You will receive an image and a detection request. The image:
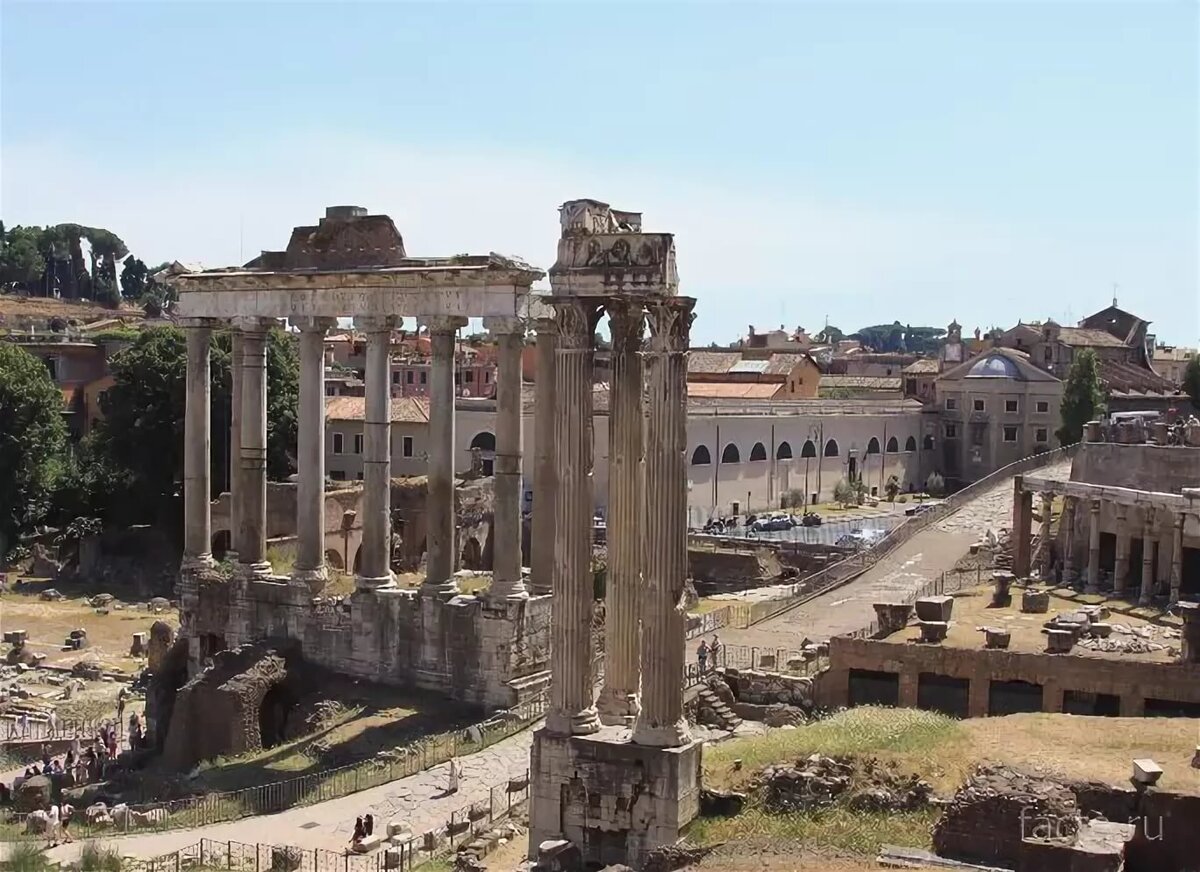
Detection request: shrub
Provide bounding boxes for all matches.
[77,843,123,872]
[897,495,909,504]
[925,472,945,497]
[781,488,807,510]
[832,479,857,507]
[4,842,51,872]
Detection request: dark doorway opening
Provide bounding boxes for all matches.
[200,633,226,664]
[212,531,231,561]
[1182,547,1200,598]
[988,679,1043,715]
[917,673,970,718]
[1144,697,1200,718]
[1098,532,1116,573]
[848,669,899,707]
[259,684,296,749]
[1063,690,1120,717]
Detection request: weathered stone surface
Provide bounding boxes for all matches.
[15,775,53,812]
[1023,589,1051,613]
[933,765,1078,868]
[918,620,948,643]
[914,595,953,622]
[757,755,932,814]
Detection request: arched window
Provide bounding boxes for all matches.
[801,440,817,458]
[690,445,711,466]
[866,437,881,455]
[905,436,917,452]
[721,444,741,464]
[749,442,767,461]
[923,435,934,450]
[823,439,839,458]
[776,441,793,460]
[886,436,899,453]
[470,432,496,452]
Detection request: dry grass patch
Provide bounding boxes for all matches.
[689,807,937,857]
[703,707,970,794]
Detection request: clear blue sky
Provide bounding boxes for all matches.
[3,1,1197,345]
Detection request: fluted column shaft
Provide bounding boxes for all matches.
[183,321,213,566]
[228,330,243,561]
[1139,509,1156,605]
[531,319,558,596]
[598,300,644,725]
[633,297,695,748]
[545,298,600,737]
[1039,492,1053,579]
[1061,497,1076,583]
[485,317,527,600]
[1114,505,1130,595]
[294,318,335,589]
[235,319,271,576]
[422,316,467,596]
[356,316,396,588]
[1086,500,1101,594]
[1170,513,1184,605]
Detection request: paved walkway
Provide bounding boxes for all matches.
[717,460,1073,650]
[16,729,535,865]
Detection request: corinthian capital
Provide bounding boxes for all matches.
[606,298,645,355]
[645,296,695,354]
[550,297,600,350]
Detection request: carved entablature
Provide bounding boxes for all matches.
[551,202,678,298]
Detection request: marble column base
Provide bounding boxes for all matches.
[291,565,329,594]
[180,554,215,575]
[420,578,460,599]
[355,572,395,592]
[234,560,274,581]
[632,716,692,749]
[596,687,641,727]
[545,706,601,737]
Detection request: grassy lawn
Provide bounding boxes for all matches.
[691,598,730,616]
[689,807,939,856]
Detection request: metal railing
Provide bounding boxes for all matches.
[0,692,547,841]
[685,443,1078,634]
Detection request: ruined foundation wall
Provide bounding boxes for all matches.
[180,575,550,711]
[1070,443,1200,494]
[819,636,1200,716]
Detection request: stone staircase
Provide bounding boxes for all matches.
[696,683,743,731]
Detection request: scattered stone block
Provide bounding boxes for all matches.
[1088,622,1113,638]
[1131,759,1162,785]
[873,602,914,635]
[130,632,147,657]
[39,588,63,601]
[3,630,26,645]
[983,628,1011,649]
[89,593,114,608]
[352,834,383,853]
[991,571,1014,607]
[387,821,410,838]
[915,595,953,622]
[1046,629,1075,653]
[918,621,948,643]
[1022,589,1050,613]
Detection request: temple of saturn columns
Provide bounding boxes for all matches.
[173,205,551,707]
[528,200,701,867]
[1010,423,1200,606]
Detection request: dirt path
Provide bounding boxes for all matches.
[716,460,1073,649]
[15,728,536,864]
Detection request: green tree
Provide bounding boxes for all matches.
[0,344,67,558]
[120,258,149,300]
[1057,348,1106,445]
[925,471,945,497]
[833,478,858,507]
[0,224,47,290]
[1182,357,1200,412]
[91,326,300,531]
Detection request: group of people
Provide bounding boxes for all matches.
[696,634,723,673]
[349,814,376,847]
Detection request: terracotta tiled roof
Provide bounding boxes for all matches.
[1057,327,1128,348]
[819,375,902,391]
[686,382,782,400]
[325,396,430,423]
[762,352,813,375]
[687,351,741,374]
[902,358,940,375]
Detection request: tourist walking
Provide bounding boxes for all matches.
[349,816,365,848]
[697,640,709,673]
[447,758,460,794]
[709,634,722,668]
[46,803,60,847]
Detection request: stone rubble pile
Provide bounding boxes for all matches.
[756,754,933,814]
[932,764,1078,869]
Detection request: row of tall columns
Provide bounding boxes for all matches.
[1086,499,1101,595]
[182,313,530,602]
[1060,497,1076,583]
[1140,509,1156,606]
[1113,505,1129,595]
[544,294,695,748]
